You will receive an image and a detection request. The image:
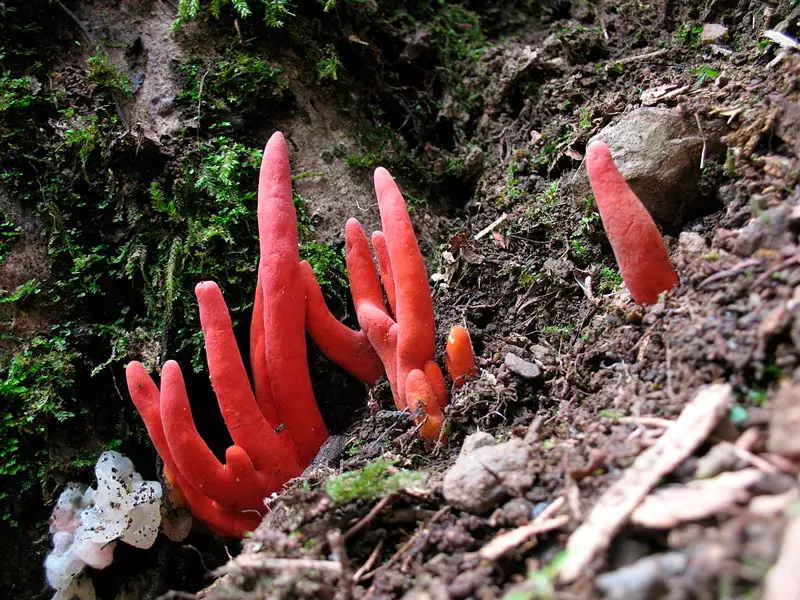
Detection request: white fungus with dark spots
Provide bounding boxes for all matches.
[44,451,163,600]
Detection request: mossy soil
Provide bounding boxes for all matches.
[2,0,800,598]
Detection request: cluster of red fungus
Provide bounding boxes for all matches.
[125,135,675,538]
[126,133,476,537]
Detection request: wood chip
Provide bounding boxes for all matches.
[764,513,800,600]
[763,30,800,51]
[631,468,763,528]
[558,384,733,583]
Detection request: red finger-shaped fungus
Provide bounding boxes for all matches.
[345,169,447,438]
[585,141,678,305]
[373,168,437,406]
[445,324,477,387]
[126,362,261,538]
[257,132,327,464]
[191,281,301,476]
[160,359,290,511]
[301,260,384,385]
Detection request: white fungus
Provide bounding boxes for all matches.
[45,451,163,600]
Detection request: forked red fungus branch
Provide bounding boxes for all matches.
[345,168,448,440]
[126,282,302,537]
[585,140,679,305]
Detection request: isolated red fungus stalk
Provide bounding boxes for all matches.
[345,168,448,439]
[445,324,477,387]
[585,140,679,305]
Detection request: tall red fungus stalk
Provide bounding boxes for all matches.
[585,140,678,305]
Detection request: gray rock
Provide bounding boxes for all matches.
[589,108,707,229]
[768,381,800,457]
[459,431,496,456]
[678,231,708,254]
[700,24,729,45]
[504,352,541,380]
[443,438,534,514]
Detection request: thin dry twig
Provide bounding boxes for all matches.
[215,554,343,576]
[328,530,353,600]
[361,506,451,580]
[698,258,762,289]
[344,495,395,541]
[616,416,675,429]
[352,533,386,583]
[607,48,668,66]
[54,0,95,46]
[474,213,508,240]
[751,254,800,290]
[480,515,570,561]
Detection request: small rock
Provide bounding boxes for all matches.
[443,438,534,514]
[678,231,708,254]
[460,432,496,456]
[464,146,485,178]
[589,108,710,229]
[760,304,792,339]
[504,353,541,380]
[767,381,800,457]
[731,205,794,256]
[700,24,729,45]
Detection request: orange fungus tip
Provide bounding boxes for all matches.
[445,325,477,387]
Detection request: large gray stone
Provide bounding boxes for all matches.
[443,435,533,514]
[590,108,706,230]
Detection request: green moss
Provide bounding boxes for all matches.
[0,73,35,111]
[325,459,426,505]
[316,45,342,82]
[177,52,286,123]
[87,52,132,97]
[596,267,622,294]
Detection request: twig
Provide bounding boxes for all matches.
[733,447,780,475]
[694,112,707,170]
[606,48,668,66]
[751,254,800,290]
[698,258,762,289]
[196,68,210,135]
[534,496,565,522]
[344,495,395,540]
[215,554,343,576]
[328,530,353,600]
[480,515,569,561]
[352,533,386,582]
[616,416,675,429]
[474,213,508,240]
[559,384,732,583]
[361,506,451,580]
[54,0,95,47]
